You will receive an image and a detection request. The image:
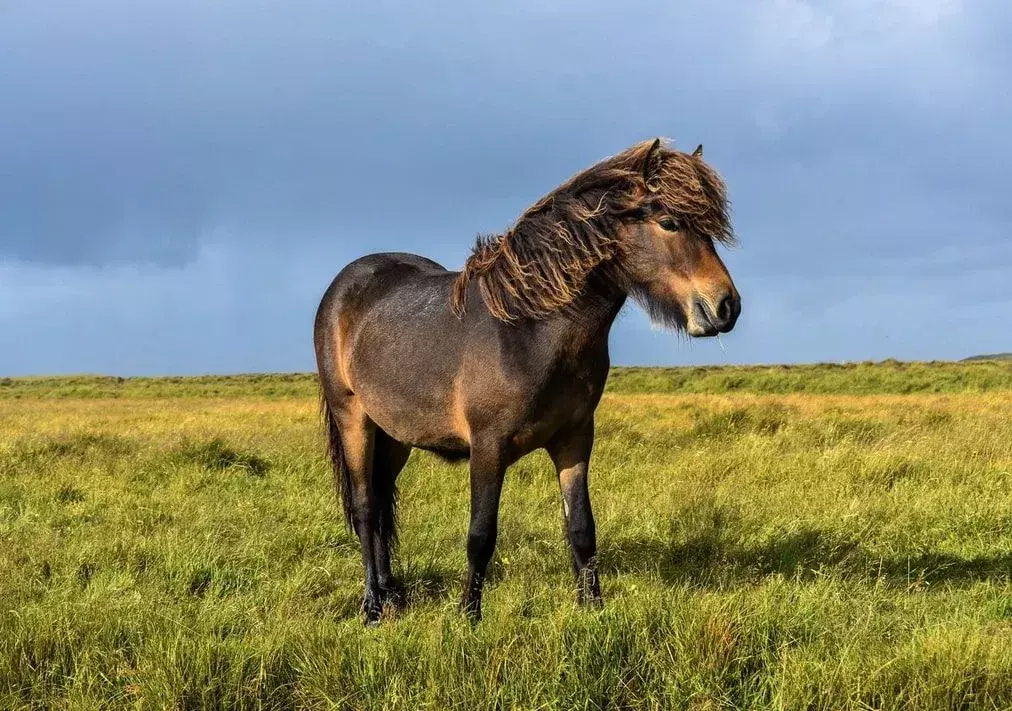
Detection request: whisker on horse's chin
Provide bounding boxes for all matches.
[628,286,689,337]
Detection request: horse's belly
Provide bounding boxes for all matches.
[344,327,469,450]
[356,386,469,451]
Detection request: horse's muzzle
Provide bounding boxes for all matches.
[689,291,740,336]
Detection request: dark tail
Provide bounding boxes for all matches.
[321,382,400,548]
[321,389,354,529]
[372,430,401,550]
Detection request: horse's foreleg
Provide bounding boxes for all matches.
[460,442,506,622]
[336,404,384,624]
[547,421,602,607]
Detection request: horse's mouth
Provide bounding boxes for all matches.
[687,300,719,337]
[687,294,738,337]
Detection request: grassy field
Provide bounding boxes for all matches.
[2,361,1012,709]
[5,359,1012,400]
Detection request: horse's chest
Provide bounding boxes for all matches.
[506,368,606,451]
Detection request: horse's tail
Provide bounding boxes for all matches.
[321,388,354,530]
[372,431,401,550]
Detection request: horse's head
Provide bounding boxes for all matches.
[619,140,740,337]
[451,138,740,332]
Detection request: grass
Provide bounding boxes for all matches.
[2,359,1011,400]
[1,362,1011,709]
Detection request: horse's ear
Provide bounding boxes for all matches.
[643,138,663,191]
[692,144,704,158]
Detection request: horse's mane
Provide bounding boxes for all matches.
[450,138,734,322]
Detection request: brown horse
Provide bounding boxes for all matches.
[314,139,740,623]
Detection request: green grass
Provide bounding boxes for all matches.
[3,359,1012,399]
[1,363,1012,709]
[605,359,1012,394]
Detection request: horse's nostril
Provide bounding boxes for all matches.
[717,294,734,322]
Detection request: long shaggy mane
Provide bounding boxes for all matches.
[450,138,734,322]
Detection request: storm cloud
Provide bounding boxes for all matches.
[2,0,1009,374]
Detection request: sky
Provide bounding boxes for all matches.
[1,0,1010,375]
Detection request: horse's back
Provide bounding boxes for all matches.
[343,252,448,276]
[316,252,451,327]
[323,251,445,299]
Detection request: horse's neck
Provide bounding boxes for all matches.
[549,284,627,359]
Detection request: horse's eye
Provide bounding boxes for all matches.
[658,217,680,232]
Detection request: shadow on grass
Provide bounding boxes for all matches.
[598,522,1012,590]
[396,564,457,607]
[173,438,270,478]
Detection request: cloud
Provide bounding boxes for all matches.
[751,0,966,68]
[1,0,1009,372]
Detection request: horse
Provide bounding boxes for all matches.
[314,138,740,624]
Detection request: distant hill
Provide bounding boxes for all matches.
[963,353,1012,362]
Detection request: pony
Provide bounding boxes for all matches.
[314,138,740,623]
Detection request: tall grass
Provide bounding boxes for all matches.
[1,365,1011,708]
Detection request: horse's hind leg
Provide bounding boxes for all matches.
[332,400,385,624]
[372,429,411,607]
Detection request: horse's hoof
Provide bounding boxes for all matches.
[459,598,482,624]
[577,570,602,609]
[380,582,406,610]
[577,589,604,609]
[362,598,383,626]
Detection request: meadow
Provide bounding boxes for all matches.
[1,361,1011,710]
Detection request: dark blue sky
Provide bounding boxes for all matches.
[2,0,1009,375]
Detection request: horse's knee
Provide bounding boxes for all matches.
[467,528,497,566]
